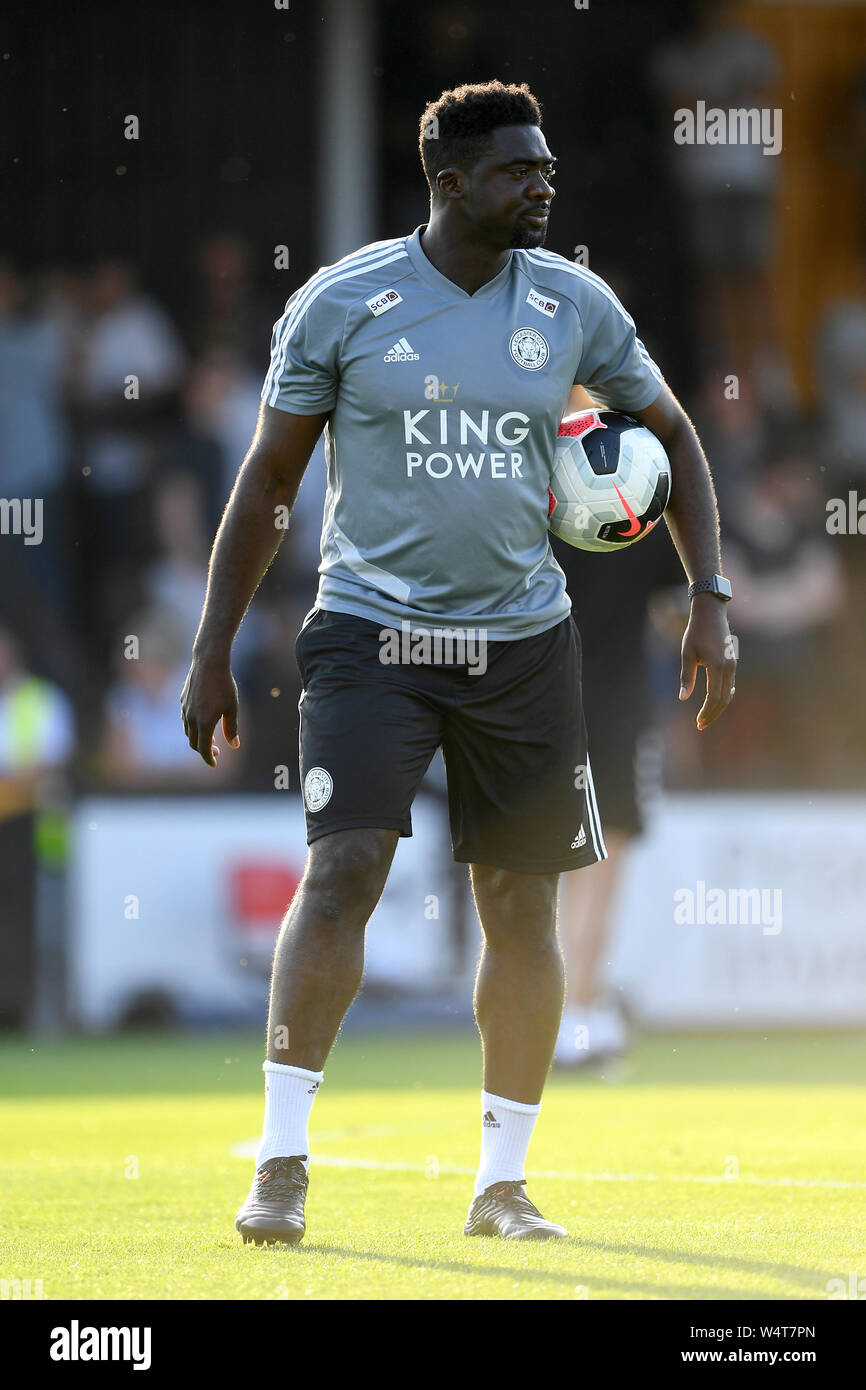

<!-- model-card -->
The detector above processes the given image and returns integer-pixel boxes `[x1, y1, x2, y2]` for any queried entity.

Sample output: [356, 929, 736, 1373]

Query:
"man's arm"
[631, 383, 736, 731]
[181, 402, 329, 766]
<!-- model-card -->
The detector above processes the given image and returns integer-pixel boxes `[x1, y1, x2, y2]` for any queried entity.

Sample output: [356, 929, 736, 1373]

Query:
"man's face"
[457, 124, 556, 249]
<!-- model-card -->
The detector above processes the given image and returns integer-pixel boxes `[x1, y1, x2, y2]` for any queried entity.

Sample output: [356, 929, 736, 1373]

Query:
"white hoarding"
[69, 793, 866, 1029]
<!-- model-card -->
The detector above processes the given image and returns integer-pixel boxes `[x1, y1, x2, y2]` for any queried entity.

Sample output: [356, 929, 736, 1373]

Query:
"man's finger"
[704, 656, 737, 726]
[697, 660, 725, 730]
[222, 709, 240, 749]
[679, 645, 697, 701]
[195, 719, 219, 767]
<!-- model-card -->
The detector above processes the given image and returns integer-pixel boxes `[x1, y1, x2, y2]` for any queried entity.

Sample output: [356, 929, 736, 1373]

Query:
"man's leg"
[258, 825, 398, 1162]
[554, 829, 630, 1066]
[559, 831, 627, 1010]
[265, 826, 399, 1068]
[462, 862, 567, 1238]
[236, 826, 397, 1244]
[471, 863, 563, 1104]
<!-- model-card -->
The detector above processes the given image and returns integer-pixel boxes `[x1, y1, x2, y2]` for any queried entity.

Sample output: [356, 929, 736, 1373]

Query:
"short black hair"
[419, 80, 543, 197]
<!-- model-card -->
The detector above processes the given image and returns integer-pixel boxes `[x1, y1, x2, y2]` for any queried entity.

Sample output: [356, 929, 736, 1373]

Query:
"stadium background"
[1, 0, 865, 1038]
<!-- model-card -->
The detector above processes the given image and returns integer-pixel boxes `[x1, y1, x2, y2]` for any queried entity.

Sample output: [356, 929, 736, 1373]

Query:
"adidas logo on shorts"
[571, 825, 587, 849]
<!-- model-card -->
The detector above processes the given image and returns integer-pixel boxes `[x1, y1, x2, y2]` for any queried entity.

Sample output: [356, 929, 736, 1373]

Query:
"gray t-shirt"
[262, 224, 662, 639]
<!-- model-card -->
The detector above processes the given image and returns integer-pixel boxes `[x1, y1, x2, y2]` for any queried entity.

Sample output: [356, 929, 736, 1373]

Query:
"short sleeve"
[261, 280, 343, 415]
[575, 276, 664, 413]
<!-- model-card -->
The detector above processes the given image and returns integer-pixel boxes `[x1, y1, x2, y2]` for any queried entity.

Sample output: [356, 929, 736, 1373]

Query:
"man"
[0, 624, 75, 1027]
[181, 80, 736, 1245]
[549, 418, 684, 1069]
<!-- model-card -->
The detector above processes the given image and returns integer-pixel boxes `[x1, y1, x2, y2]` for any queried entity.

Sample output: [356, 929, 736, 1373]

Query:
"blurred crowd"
[0, 236, 326, 806]
[647, 2, 865, 790]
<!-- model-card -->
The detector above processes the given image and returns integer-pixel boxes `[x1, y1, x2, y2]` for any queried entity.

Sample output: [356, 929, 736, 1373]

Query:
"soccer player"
[549, 445, 684, 1069]
[181, 81, 736, 1244]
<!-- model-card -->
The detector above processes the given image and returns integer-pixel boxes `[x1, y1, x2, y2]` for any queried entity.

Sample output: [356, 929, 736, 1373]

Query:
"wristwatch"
[688, 574, 732, 602]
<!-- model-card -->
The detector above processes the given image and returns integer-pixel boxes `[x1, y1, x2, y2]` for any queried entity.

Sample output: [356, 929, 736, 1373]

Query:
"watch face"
[690, 576, 732, 600]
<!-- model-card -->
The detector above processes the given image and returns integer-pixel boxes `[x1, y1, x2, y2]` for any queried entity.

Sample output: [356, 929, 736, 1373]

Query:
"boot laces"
[490, 1180, 540, 1215]
[256, 1156, 307, 1201]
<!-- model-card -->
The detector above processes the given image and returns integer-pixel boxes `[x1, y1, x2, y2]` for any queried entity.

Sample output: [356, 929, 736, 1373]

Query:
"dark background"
[0, 0, 694, 386]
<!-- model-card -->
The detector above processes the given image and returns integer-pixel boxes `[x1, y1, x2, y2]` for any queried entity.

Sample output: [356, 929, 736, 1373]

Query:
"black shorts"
[294, 607, 607, 874]
[579, 702, 653, 838]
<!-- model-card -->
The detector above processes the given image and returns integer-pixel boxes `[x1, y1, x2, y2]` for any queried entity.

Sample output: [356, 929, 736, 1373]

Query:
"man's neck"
[420, 216, 511, 297]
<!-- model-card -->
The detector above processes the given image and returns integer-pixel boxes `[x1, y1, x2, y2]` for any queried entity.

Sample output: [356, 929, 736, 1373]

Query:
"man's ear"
[436, 167, 465, 201]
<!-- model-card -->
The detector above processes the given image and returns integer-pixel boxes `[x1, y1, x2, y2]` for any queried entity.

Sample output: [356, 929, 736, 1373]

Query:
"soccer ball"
[547, 408, 671, 553]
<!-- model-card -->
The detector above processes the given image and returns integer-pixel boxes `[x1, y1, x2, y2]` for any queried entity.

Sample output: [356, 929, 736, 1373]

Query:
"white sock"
[474, 1090, 541, 1197]
[256, 1060, 323, 1170]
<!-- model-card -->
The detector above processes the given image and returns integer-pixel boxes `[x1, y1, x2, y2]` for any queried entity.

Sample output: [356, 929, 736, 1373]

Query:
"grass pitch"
[1, 1029, 864, 1301]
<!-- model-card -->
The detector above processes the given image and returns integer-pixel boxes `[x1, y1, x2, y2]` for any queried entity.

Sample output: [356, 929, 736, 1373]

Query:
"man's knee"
[471, 864, 559, 942]
[302, 828, 398, 925]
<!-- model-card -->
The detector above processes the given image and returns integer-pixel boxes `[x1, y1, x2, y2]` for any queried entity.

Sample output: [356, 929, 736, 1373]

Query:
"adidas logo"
[384, 336, 420, 362]
[307, 1082, 320, 1095]
[570, 825, 587, 849]
[483, 1110, 500, 1128]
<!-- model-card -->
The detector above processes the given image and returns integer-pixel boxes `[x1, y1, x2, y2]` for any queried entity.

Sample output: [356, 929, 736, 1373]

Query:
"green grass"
[1, 1029, 865, 1300]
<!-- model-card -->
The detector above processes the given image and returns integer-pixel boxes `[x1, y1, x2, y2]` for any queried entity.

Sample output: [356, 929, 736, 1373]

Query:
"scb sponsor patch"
[526, 287, 559, 318]
[365, 288, 403, 317]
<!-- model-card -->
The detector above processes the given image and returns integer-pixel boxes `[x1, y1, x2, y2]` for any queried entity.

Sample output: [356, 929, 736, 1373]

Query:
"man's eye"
[545, 167, 557, 179]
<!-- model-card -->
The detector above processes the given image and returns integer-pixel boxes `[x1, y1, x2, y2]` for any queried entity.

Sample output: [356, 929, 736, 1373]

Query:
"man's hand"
[181, 652, 240, 768]
[679, 594, 737, 731]
[630, 384, 737, 731]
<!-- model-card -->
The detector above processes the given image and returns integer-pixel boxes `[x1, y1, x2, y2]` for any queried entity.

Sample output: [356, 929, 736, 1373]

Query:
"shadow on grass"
[274, 1239, 830, 1300]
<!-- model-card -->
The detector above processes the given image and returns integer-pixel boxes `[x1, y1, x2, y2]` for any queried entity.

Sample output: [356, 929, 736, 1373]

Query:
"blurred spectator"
[144, 472, 210, 652]
[143, 468, 262, 680]
[99, 607, 231, 789]
[814, 296, 866, 489]
[691, 368, 768, 516]
[702, 451, 845, 786]
[0, 624, 75, 814]
[184, 234, 273, 370]
[0, 260, 72, 613]
[651, 1, 793, 410]
[0, 624, 75, 1027]
[849, 66, 866, 254]
[552, 512, 682, 1070]
[69, 260, 185, 634]
[175, 347, 262, 522]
